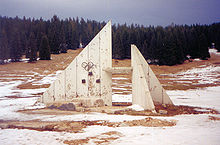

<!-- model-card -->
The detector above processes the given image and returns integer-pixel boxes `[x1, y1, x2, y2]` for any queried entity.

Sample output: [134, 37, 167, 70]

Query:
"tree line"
[0, 15, 219, 65]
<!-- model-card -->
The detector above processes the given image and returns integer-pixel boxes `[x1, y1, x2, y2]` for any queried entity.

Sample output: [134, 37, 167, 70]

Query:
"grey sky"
[0, 0, 219, 26]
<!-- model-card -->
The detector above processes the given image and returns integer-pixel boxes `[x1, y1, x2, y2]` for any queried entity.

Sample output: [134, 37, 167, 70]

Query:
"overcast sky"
[0, 0, 219, 26]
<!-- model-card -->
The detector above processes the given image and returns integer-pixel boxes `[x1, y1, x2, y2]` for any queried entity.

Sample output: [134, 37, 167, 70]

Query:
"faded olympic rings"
[81, 61, 95, 71]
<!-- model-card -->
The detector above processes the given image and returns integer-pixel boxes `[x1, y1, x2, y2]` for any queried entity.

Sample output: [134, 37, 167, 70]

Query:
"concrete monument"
[39, 21, 173, 110]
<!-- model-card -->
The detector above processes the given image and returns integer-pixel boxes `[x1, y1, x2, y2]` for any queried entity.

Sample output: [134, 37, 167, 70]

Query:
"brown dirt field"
[111, 105, 219, 116]
[0, 48, 82, 75]
[0, 49, 83, 90]
[0, 48, 219, 92]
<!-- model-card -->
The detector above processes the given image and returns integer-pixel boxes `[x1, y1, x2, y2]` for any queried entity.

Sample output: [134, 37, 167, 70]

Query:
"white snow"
[0, 128, 73, 145]
[209, 48, 220, 55]
[0, 81, 23, 98]
[167, 86, 220, 111]
[33, 70, 62, 85]
[112, 77, 129, 80]
[0, 80, 46, 98]
[0, 97, 36, 120]
[163, 65, 220, 85]
[112, 94, 132, 102]
[194, 58, 201, 61]
[111, 114, 220, 145]
[1, 114, 219, 145]
[127, 104, 144, 111]
[112, 87, 129, 90]
[24, 102, 46, 110]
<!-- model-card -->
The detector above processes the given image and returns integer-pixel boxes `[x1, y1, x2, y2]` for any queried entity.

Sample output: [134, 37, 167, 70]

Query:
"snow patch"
[33, 70, 62, 85]
[112, 94, 132, 102]
[111, 114, 220, 145]
[0, 97, 40, 120]
[0, 81, 23, 98]
[112, 77, 129, 80]
[209, 48, 220, 55]
[164, 65, 220, 85]
[167, 86, 220, 111]
[24, 102, 46, 110]
[194, 58, 201, 61]
[127, 104, 144, 111]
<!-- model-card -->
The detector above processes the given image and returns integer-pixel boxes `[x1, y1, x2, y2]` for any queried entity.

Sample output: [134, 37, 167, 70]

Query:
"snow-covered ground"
[112, 114, 220, 145]
[0, 70, 62, 98]
[162, 65, 220, 85]
[167, 86, 220, 112]
[160, 48, 220, 87]
[0, 56, 220, 144]
[32, 70, 62, 85]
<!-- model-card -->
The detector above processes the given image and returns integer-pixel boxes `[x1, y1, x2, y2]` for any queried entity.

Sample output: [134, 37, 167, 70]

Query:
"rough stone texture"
[47, 105, 57, 109]
[94, 99, 105, 107]
[72, 98, 105, 108]
[57, 103, 76, 111]
[47, 103, 76, 111]
[158, 109, 168, 115]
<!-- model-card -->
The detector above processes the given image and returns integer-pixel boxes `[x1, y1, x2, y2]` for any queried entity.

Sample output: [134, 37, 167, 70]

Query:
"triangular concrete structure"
[40, 21, 112, 106]
[131, 45, 173, 110]
[39, 21, 173, 110]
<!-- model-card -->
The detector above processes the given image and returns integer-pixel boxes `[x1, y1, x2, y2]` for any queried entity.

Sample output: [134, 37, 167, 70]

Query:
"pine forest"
[0, 15, 219, 65]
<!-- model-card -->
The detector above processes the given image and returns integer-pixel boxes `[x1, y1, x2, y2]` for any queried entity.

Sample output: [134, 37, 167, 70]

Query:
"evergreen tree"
[113, 30, 124, 59]
[59, 43, 67, 53]
[10, 28, 22, 62]
[0, 29, 9, 64]
[39, 35, 51, 60]
[0, 15, 219, 66]
[49, 15, 61, 54]
[198, 33, 210, 59]
[59, 24, 67, 53]
[26, 32, 37, 62]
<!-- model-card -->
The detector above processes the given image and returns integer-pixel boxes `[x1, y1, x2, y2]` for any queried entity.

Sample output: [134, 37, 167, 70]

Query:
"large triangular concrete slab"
[39, 21, 112, 106]
[131, 45, 173, 110]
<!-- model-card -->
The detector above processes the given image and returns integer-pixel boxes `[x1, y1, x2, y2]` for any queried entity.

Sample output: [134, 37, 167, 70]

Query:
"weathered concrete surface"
[40, 21, 112, 106]
[131, 45, 173, 110]
[71, 98, 105, 108]
[103, 67, 132, 74]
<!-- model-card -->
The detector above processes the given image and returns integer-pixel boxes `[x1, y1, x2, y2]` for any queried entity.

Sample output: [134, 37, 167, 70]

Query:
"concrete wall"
[131, 45, 155, 110]
[40, 21, 112, 106]
[131, 45, 173, 110]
